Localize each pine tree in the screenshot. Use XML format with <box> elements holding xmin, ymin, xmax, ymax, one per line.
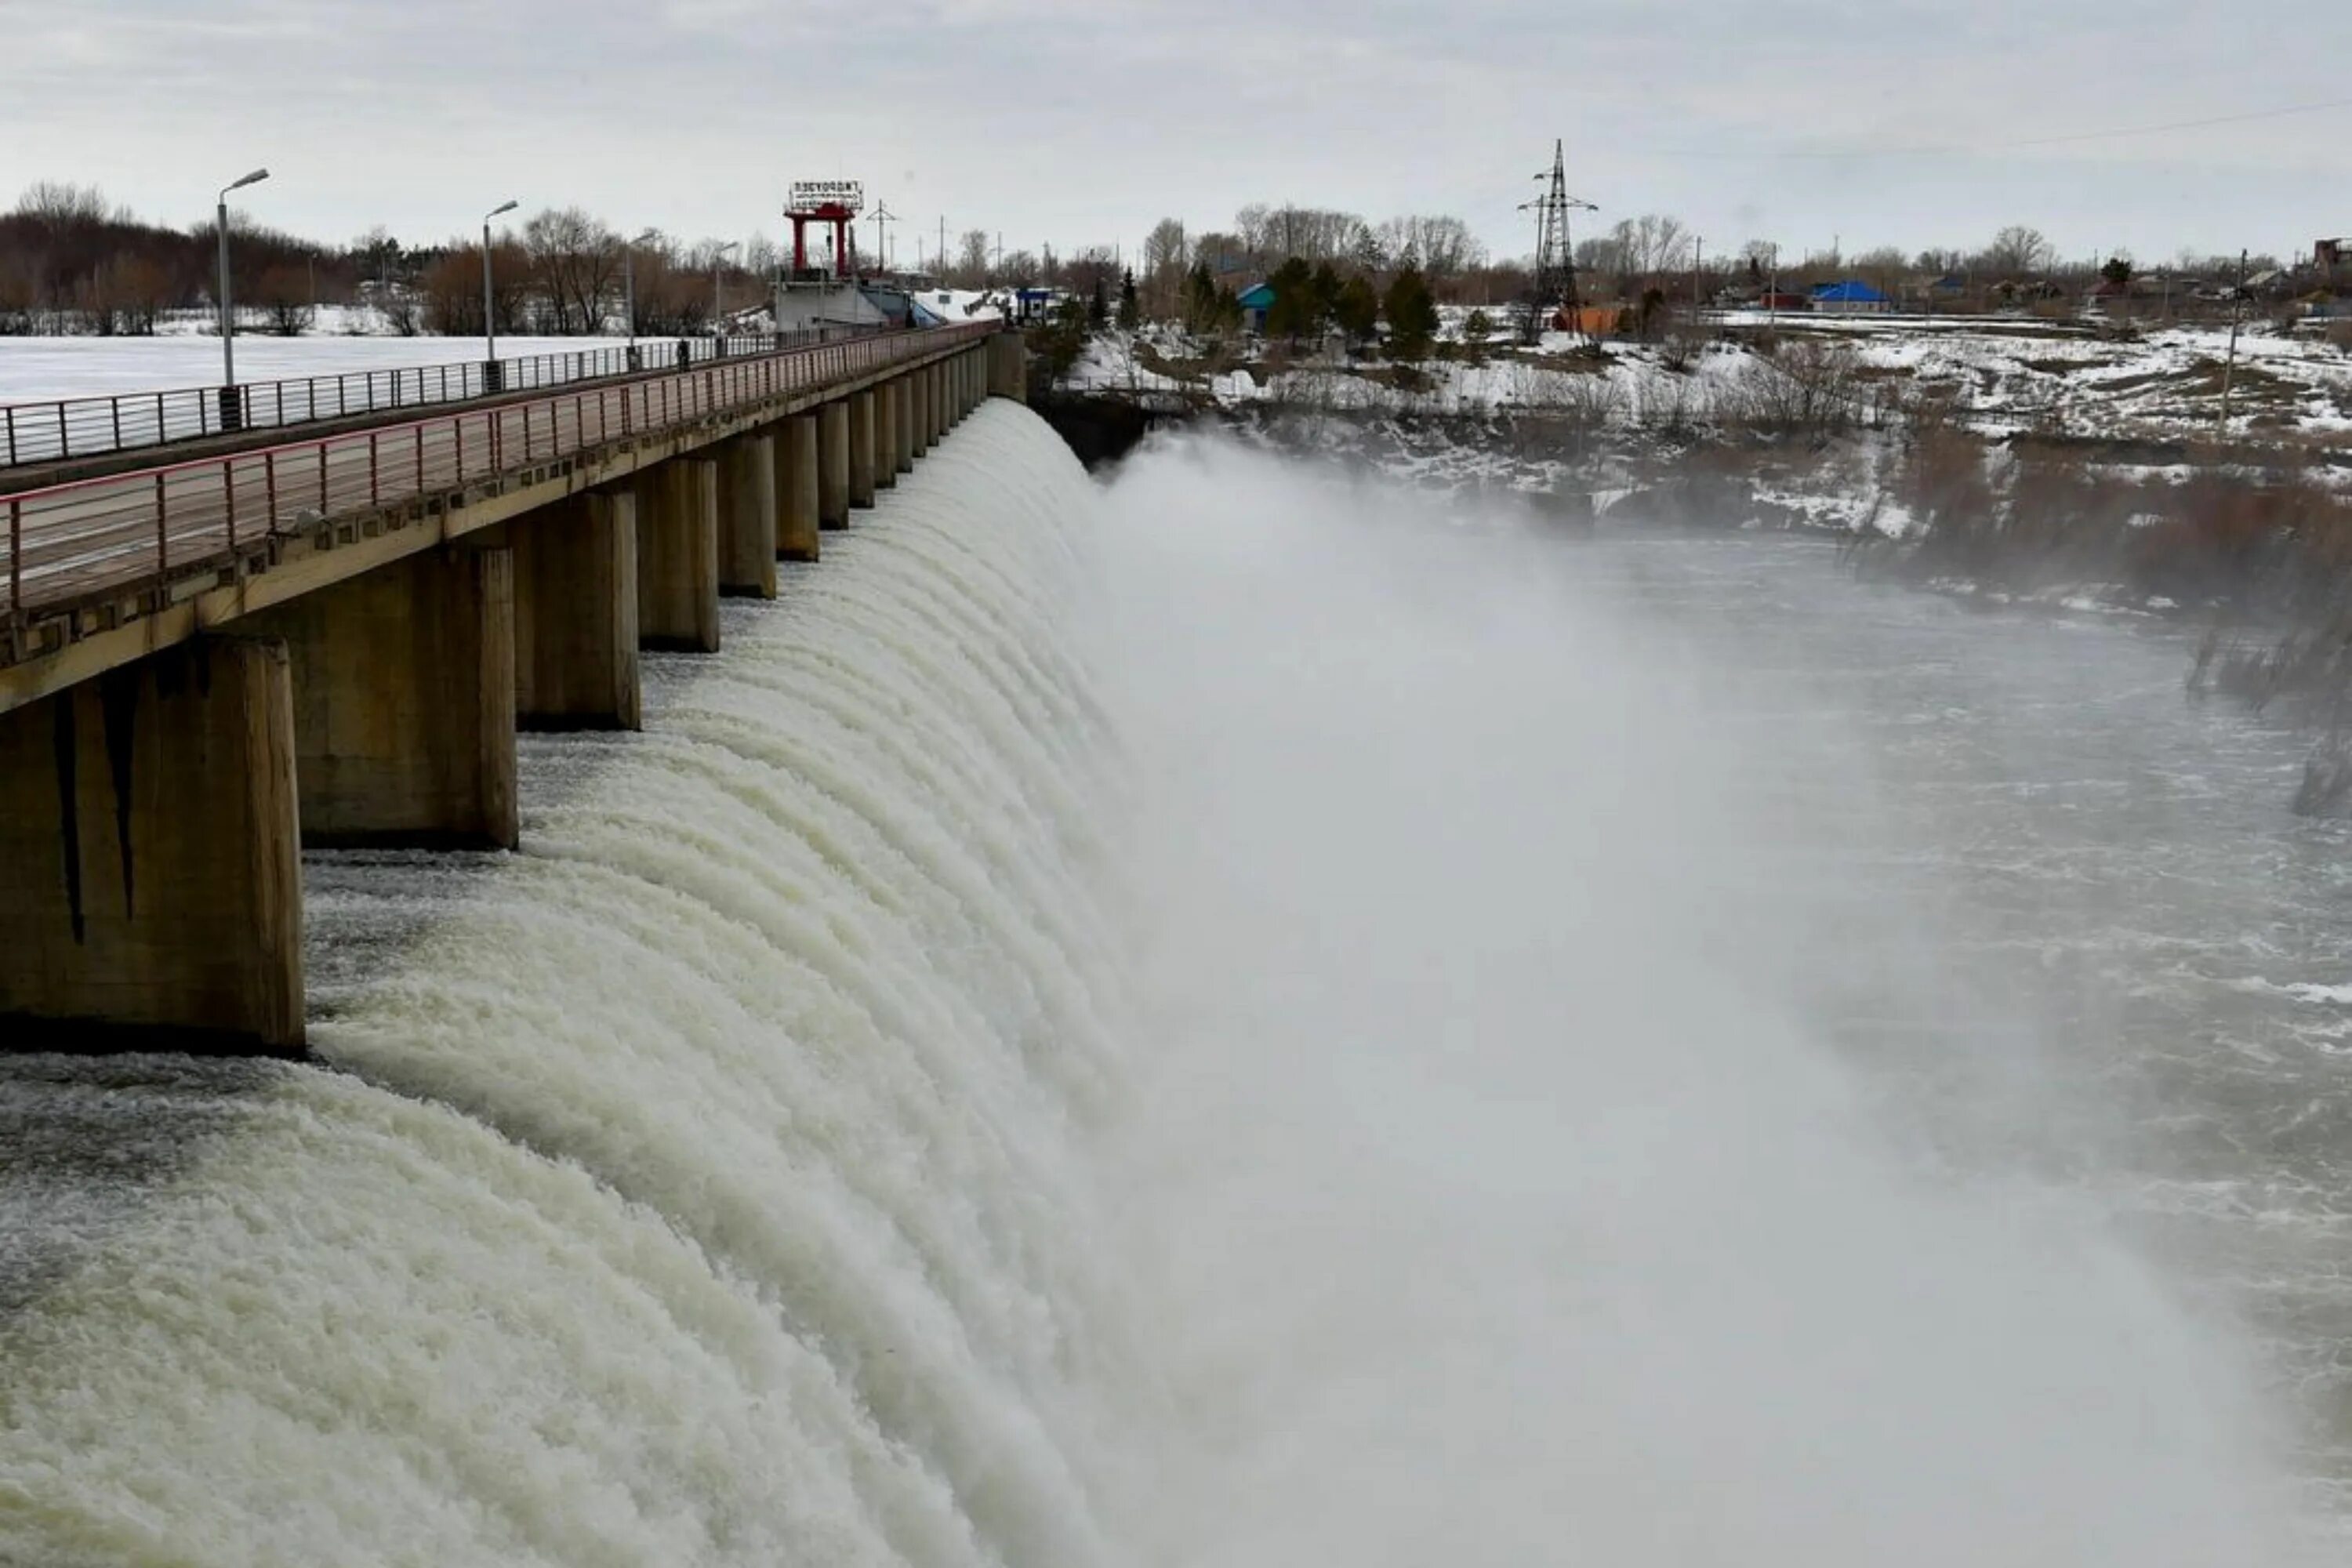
<box><xmin>1264</xmin><ymin>256</ymin><xmax>1316</xmax><ymax>342</ymax></box>
<box><xmin>1088</xmin><ymin>275</ymin><xmax>1109</xmax><ymax>328</ymax></box>
<box><xmin>1117</xmin><ymin>267</ymin><xmax>1140</xmax><ymax>328</ymax></box>
<box><xmin>1308</xmin><ymin>262</ymin><xmax>1343</xmax><ymax>336</ymax></box>
<box><xmin>1383</xmin><ymin>267</ymin><xmax>1439</xmax><ymax>361</ymax></box>
<box><xmin>1334</xmin><ymin>275</ymin><xmax>1380</xmax><ymax>346</ymax></box>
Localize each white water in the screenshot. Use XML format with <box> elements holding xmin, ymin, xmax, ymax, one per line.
<box><xmin>0</xmin><ymin>405</ymin><xmax>2329</xmax><ymax>1563</ymax></box>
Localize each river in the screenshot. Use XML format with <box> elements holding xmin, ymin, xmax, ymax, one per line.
<box><xmin>1</xmin><ymin>406</ymin><xmax>2345</xmax><ymax>1563</ymax></box>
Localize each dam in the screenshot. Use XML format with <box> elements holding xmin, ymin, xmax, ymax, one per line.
<box><xmin>1</xmin><ymin>396</ymin><xmax>2348</xmax><ymax>1563</ymax></box>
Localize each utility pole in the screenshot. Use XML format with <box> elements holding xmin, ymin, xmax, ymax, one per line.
<box><xmin>938</xmin><ymin>216</ymin><xmax>948</xmax><ymax>280</ymax></box>
<box><xmin>868</xmin><ymin>202</ymin><xmax>896</xmax><ymax>278</ymax></box>
<box><xmin>1691</xmin><ymin>234</ymin><xmax>1702</xmax><ymax>313</ymax></box>
<box><xmin>1517</xmin><ymin>137</ymin><xmax>1596</xmax><ymax>346</ymax></box>
<box><xmin>2219</xmin><ymin>248</ymin><xmax>2249</xmax><ymax>434</ymax></box>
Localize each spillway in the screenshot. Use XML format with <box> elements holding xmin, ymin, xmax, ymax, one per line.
<box><xmin>1</xmin><ymin>405</ymin><xmax>2343</xmax><ymax>1564</ymax></box>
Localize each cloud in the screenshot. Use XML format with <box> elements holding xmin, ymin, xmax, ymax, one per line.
<box><xmin>1</xmin><ymin>0</ymin><xmax>2345</xmax><ymax>262</ymax></box>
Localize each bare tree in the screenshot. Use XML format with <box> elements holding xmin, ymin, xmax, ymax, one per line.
<box><xmin>956</xmin><ymin>228</ymin><xmax>990</xmax><ymax>286</ymax></box>
<box><xmin>1981</xmin><ymin>225</ymin><xmax>2055</xmax><ymax>278</ymax></box>
<box><xmin>14</xmin><ymin>180</ymin><xmax>111</xmax><ymax>228</ymax></box>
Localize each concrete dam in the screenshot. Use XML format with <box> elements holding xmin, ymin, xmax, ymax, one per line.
<box><xmin>0</xmin><ymin>343</ymin><xmax>2338</xmax><ymax>1564</ymax></box>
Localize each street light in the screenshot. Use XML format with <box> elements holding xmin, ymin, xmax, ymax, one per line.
<box><xmin>622</xmin><ymin>227</ymin><xmax>659</xmax><ymax>352</ymax></box>
<box><xmin>216</xmin><ymin>167</ymin><xmax>269</xmax><ymax>415</ymax></box>
<box><xmin>712</xmin><ymin>240</ymin><xmax>740</xmax><ymax>339</ymax></box>
<box><xmin>482</xmin><ymin>199</ymin><xmax>518</xmax><ymax>382</ymax></box>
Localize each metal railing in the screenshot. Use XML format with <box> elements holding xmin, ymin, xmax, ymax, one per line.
<box><xmin>0</xmin><ymin>328</ymin><xmax>879</xmax><ymax>470</ymax></box>
<box><xmin>2</xmin><ymin>321</ymin><xmax>995</xmax><ymax>629</ymax></box>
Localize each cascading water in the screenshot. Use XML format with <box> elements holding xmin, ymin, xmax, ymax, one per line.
<box><xmin>0</xmin><ymin>405</ymin><xmax>2340</xmax><ymax>1564</ymax></box>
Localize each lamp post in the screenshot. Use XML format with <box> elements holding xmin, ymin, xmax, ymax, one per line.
<box><xmin>712</xmin><ymin>240</ymin><xmax>740</xmax><ymax>340</ymax></box>
<box><xmin>481</xmin><ymin>198</ymin><xmax>518</xmax><ymax>388</ymax></box>
<box><xmin>622</xmin><ymin>227</ymin><xmax>659</xmax><ymax>353</ymax></box>
<box><xmin>216</xmin><ymin>167</ymin><xmax>269</xmax><ymax>427</ymax></box>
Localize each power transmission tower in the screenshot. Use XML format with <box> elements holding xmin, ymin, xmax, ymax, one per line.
<box><xmin>1519</xmin><ymin>138</ymin><xmax>1597</xmax><ymax>347</ymax></box>
<box><xmin>868</xmin><ymin>201</ymin><xmax>896</xmax><ymax>276</ymax></box>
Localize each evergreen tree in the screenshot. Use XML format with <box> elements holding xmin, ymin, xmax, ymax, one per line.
<box><xmin>1333</xmin><ymin>275</ymin><xmax>1381</xmax><ymax>345</ymax></box>
<box><xmin>1264</xmin><ymin>256</ymin><xmax>1316</xmax><ymax>341</ymax></box>
<box><xmin>1186</xmin><ymin>260</ymin><xmax>1221</xmax><ymax>332</ymax></box>
<box><xmin>1117</xmin><ymin>267</ymin><xmax>1140</xmax><ymax>328</ymax></box>
<box><xmin>1088</xmin><ymin>274</ymin><xmax>1109</xmax><ymax>328</ymax></box>
<box><xmin>1383</xmin><ymin>267</ymin><xmax>1439</xmax><ymax>361</ymax></box>
<box><xmin>1308</xmin><ymin>262</ymin><xmax>1343</xmax><ymax>335</ymax></box>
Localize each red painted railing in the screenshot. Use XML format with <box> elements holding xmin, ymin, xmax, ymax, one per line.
<box><xmin>2</xmin><ymin>322</ymin><xmax>994</xmax><ymax>629</ymax></box>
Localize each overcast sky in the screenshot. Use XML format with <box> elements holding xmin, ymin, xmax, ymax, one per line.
<box><xmin>5</xmin><ymin>0</ymin><xmax>2349</xmax><ymax>268</ymax></box>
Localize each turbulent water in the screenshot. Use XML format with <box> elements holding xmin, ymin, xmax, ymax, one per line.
<box><xmin>2</xmin><ymin>405</ymin><xmax>2350</xmax><ymax>1563</ymax></box>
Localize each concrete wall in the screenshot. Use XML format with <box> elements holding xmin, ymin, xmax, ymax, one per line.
<box><xmin>778</xmin><ymin>415</ymin><xmax>821</xmax><ymax>561</ymax></box>
<box><xmin>875</xmin><ymin>382</ymin><xmax>899</xmax><ymax>490</ymax></box>
<box><xmin>636</xmin><ymin>458</ymin><xmax>721</xmax><ymax>652</ymax></box>
<box><xmin>849</xmin><ymin>391</ymin><xmax>877</xmax><ymax>510</ymax></box>
<box><xmin>0</xmin><ymin>638</ymin><xmax>304</xmax><ymax>1051</ymax></box>
<box><xmin>245</xmin><ymin>546</ymin><xmax>518</xmax><ymax>851</ymax></box>
<box><xmin>818</xmin><ymin>401</ymin><xmax>851</xmax><ymax>529</ymax></box>
<box><xmin>717</xmin><ymin>434</ymin><xmax>779</xmax><ymax>599</ymax></box>
<box><xmin>514</xmin><ymin>491</ymin><xmax>640</xmax><ymax>731</ymax></box>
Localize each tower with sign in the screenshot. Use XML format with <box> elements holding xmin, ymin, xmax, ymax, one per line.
<box><xmin>786</xmin><ymin>181</ymin><xmax>863</xmax><ymax>280</ymax></box>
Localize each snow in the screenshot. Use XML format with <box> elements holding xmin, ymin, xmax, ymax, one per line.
<box><xmin>1</xmin><ymin>329</ymin><xmax>659</xmax><ymax>407</ymax></box>
<box><xmin>1054</xmin><ymin>315</ymin><xmax>2352</xmax><ymax>444</ymax></box>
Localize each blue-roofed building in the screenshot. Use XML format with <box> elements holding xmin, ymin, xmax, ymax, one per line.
<box><xmin>1236</xmin><ymin>281</ymin><xmax>1277</xmax><ymax>334</ymax></box>
<box><xmin>1811</xmin><ymin>279</ymin><xmax>1892</xmax><ymax>315</ymax></box>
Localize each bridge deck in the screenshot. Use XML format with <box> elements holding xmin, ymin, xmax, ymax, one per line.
<box><xmin>2</xmin><ymin>324</ymin><xmax>991</xmax><ymax>664</ymax></box>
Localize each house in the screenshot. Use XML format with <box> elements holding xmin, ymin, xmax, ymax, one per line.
<box><xmin>1236</xmin><ymin>281</ymin><xmax>1276</xmax><ymax>334</ymax></box>
<box><xmin>1810</xmin><ymin>280</ymin><xmax>1891</xmax><ymax>315</ymax></box>
<box><xmin>1755</xmin><ymin>289</ymin><xmax>1813</xmax><ymax>312</ymax></box>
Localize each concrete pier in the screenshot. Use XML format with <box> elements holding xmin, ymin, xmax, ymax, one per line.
<box><xmin>637</xmin><ymin>458</ymin><xmax>721</xmax><ymax>652</ymax></box>
<box><xmin>875</xmin><ymin>382</ymin><xmax>899</xmax><ymax>490</ymax></box>
<box><xmin>0</xmin><ymin>638</ymin><xmax>304</xmax><ymax>1051</ymax></box>
<box><xmin>717</xmin><ymin>434</ymin><xmax>779</xmax><ymax>598</ymax></box>
<box><xmin>777</xmin><ymin>415</ymin><xmax>821</xmax><ymax>561</ymax></box>
<box><xmin>849</xmin><ymin>391</ymin><xmax>878</xmax><ymax>510</ymax></box>
<box><xmin>989</xmin><ymin>332</ymin><xmax>1029</xmax><ymax>401</ymax></box>
<box><xmin>514</xmin><ymin>490</ymin><xmax>639</xmax><ymax>731</ymax></box>
<box><xmin>818</xmin><ymin>401</ymin><xmax>851</xmax><ymax>529</ymax></box>
<box><xmin>909</xmin><ymin>371</ymin><xmax>931</xmax><ymax>459</ymax></box>
<box><xmin>246</xmin><ymin>546</ymin><xmax>518</xmax><ymax>851</ymax></box>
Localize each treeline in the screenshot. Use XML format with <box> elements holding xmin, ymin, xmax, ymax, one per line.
<box><xmin>0</xmin><ymin>182</ymin><xmax>781</xmax><ymax>338</ymax></box>
<box><xmin>0</xmin><ymin>180</ymin><xmax>352</xmax><ymax>336</ymax></box>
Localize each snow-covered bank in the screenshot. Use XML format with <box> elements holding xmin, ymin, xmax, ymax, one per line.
<box><xmin>1063</xmin><ymin>316</ymin><xmax>2352</xmax><ymax>446</ymax></box>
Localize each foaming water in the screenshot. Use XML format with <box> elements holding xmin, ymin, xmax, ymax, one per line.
<box><xmin>1083</xmin><ymin>437</ymin><xmax>2325</xmax><ymax>1564</ymax></box>
<box><xmin>0</xmin><ymin>408</ymin><xmax>2332</xmax><ymax>1563</ymax></box>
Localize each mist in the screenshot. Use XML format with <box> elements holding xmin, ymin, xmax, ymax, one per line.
<box><xmin>1079</xmin><ymin>434</ymin><xmax>2314</xmax><ymax>1566</ymax></box>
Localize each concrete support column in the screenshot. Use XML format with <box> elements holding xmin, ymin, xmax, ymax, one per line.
<box><xmin>849</xmin><ymin>390</ymin><xmax>878</xmax><ymax>510</ymax></box>
<box><xmin>717</xmin><ymin>434</ymin><xmax>779</xmax><ymax>599</ymax></box>
<box><xmin>248</xmin><ymin>546</ymin><xmax>518</xmax><ymax>851</ymax></box>
<box><xmin>818</xmin><ymin>401</ymin><xmax>851</xmax><ymax>528</ymax></box>
<box><xmin>777</xmin><ymin>416</ymin><xmax>821</xmax><ymax>561</ymax></box>
<box><xmin>514</xmin><ymin>489</ymin><xmax>640</xmax><ymax>731</ymax></box>
<box><xmin>908</xmin><ymin>372</ymin><xmax>931</xmax><ymax>460</ymax></box>
<box><xmin>637</xmin><ymin>457</ymin><xmax>720</xmax><ymax>652</ymax></box>
<box><xmin>929</xmin><ymin>365</ymin><xmax>947</xmax><ymax>443</ymax></box>
<box><xmin>874</xmin><ymin>382</ymin><xmax>899</xmax><ymax>490</ymax></box>
<box><xmin>964</xmin><ymin>350</ymin><xmax>979</xmax><ymax>415</ymax></box>
<box><xmin>0</xmin><ymin>638</ymin><xmax>304</xmax><ymax>1053</ymax></box>
<box><xmin>989</xmin><ymin>332</ymin><xmax>1029</xmax><ymax>402</ymax></box>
